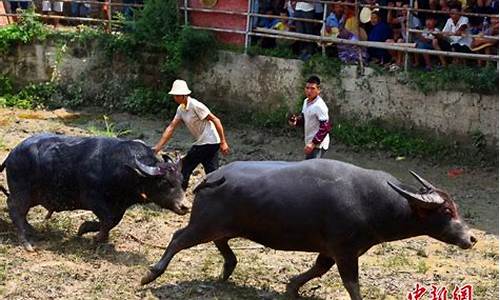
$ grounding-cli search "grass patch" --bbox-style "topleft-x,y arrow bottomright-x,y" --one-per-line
407,64 -> 498,95
87,115 -> 132,138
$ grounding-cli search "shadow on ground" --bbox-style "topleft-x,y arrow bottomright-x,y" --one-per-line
148,279 -> 324,300
0,218 -> 148,266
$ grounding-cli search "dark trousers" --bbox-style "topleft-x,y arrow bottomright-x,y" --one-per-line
294,10 -> 316,55
181,143 -> 220,190
305,148 -> 326,160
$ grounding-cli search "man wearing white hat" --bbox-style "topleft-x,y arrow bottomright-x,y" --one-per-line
153,79 -> 230,190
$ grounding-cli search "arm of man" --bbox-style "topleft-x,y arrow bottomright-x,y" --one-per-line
153,117 -> 182,154
206,113 -> 230,156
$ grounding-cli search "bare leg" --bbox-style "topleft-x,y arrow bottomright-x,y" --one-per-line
336,256 -> 362,300
141,225 -> 216,285
214,238 -> 237,281
286,254 -> 335,298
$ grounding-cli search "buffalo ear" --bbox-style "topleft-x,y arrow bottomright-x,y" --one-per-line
387,181 -> 444,209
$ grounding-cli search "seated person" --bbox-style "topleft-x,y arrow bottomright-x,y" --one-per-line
367,11 -> 393,64
471,16 -> 498,65
324,4 -> 346,35
432,3 -> 472,65
415,15 -> 441,70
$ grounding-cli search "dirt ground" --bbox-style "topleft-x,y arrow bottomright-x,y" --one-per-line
0,107 -> 498,300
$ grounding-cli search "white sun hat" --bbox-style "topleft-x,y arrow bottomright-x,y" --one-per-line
168,79 -> 192,95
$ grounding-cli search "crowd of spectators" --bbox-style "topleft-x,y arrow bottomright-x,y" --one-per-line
2,0 -> 143,27
253,0 -> 499,69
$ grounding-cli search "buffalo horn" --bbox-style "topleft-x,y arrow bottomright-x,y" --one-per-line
387,181 -> 444,208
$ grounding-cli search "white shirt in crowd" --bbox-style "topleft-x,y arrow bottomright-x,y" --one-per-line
295,2 -> 315,12
443,16 -> 472,47
174,97 -> 220,146
302,96 -> 330,150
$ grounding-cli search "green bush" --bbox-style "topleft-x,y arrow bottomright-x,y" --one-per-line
332,119 -> 451,158
133,0 -> 179,45
0,9 -> 47,53
123,87 -> 176,115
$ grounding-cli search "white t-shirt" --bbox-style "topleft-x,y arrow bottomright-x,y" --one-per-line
442,16 -> 472,47
302,96 -> 330,150
296,2 -> 315,12
174,97 -> 220,146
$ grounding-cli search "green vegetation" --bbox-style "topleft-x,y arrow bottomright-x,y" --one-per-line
332,118 -> 495,164
407,64 -> 498,95
0,9 -> 47,53
87,115 -> 131,138
247,44 -> 295,59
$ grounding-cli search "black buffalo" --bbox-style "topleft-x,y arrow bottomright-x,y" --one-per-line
140,159 -> 477,300
0,134 -> 188,251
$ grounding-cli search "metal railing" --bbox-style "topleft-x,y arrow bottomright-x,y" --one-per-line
1,0 -> 498,69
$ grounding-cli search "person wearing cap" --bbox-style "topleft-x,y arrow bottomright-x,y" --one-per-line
288,75 -> 331,159
153,79 -> 230,190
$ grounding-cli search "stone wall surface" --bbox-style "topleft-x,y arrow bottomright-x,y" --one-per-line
1,44 -> 497,144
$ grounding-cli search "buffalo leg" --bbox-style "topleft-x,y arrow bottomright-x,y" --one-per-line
93,208 -> 125,243
77,221 -> 100,236
336,256 -> 362,300
7,194 -> 34,251
286,254 -> 335,298
214,238 -> 237,281
141,225 -> 215,285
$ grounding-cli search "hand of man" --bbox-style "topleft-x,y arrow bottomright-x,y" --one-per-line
304,143 -> 315,155
152,146 -> 160,155
220,141 -> 230,156
288,114 -> 298,127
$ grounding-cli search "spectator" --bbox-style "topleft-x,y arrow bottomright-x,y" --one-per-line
71,1 -> 90,18
313,0 -> 324,34
295,1 -> 316,59
468,0 -> 495,34
471,16 -> 498,65
325,4 -> 346,34
433,3 -> 472,65
337,28 -> 369,63
386,4 -> 421,67
8,0 -> 30,13
415,15 -> 441,70
367,11 -> 393,64
284,0 -> 296,28
42,0 -> 64,28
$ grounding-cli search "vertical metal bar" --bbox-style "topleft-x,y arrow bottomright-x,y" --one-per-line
354,0 -> 360,40
244,0 -> 252,54
404,0 -> 413,72
184,0 -> 188,26
107,0 -> 111,32
321,1 -> 327,56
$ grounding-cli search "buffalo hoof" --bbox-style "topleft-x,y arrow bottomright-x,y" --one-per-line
22,241 -> 34,252
140,268 -> 161,285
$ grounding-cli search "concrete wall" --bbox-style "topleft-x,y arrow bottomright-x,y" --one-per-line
188,51 -> 498,145
1,43 -> 497,145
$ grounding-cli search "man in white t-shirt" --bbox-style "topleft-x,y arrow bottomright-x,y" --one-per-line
153,80 -> 230,190
433,4 -> 472,65
288,76 -> 331,159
